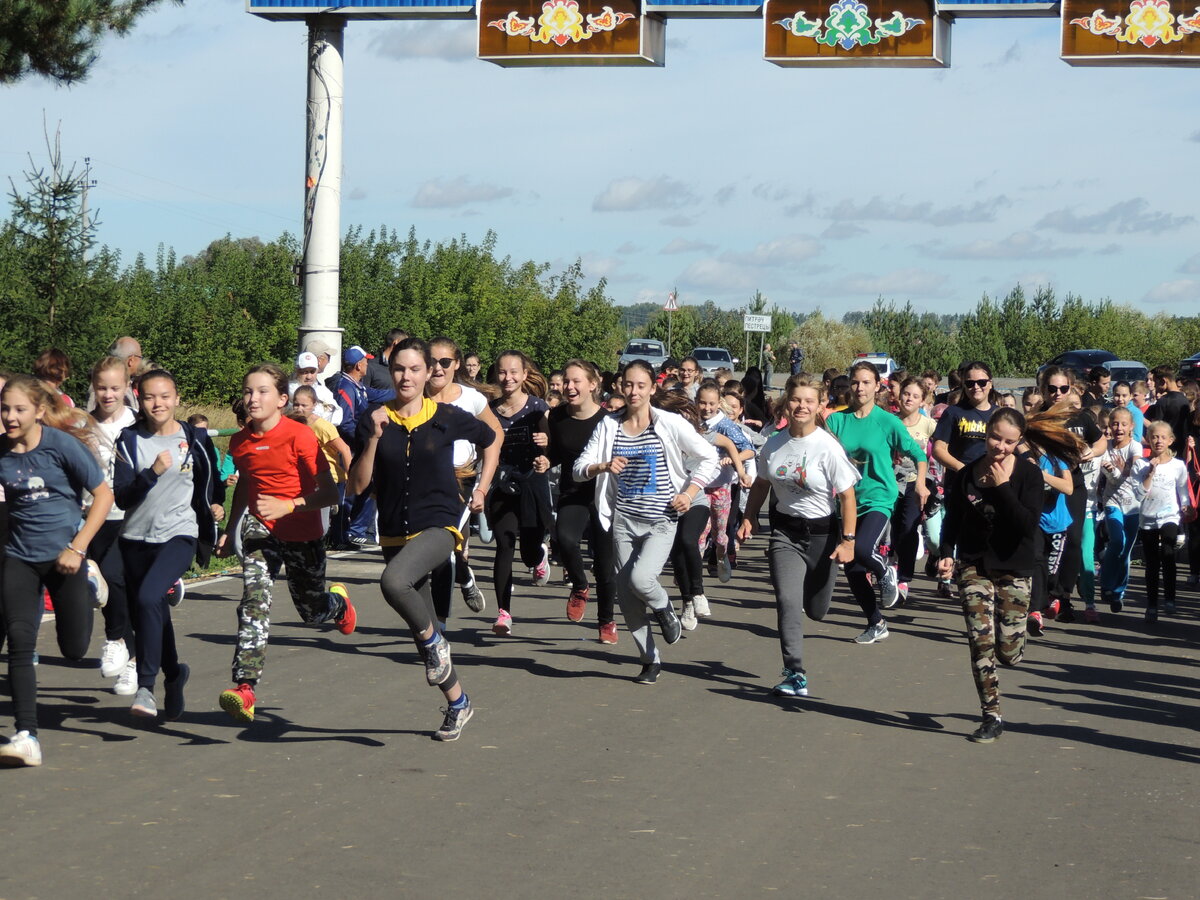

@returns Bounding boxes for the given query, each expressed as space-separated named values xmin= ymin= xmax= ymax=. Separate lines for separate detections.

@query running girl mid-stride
xmin=216 ymin=364 xmax=354 ymax=724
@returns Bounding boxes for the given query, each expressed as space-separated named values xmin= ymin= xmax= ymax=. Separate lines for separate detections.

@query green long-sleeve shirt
xmin=826 ymin=406 xmax=927 ymax=516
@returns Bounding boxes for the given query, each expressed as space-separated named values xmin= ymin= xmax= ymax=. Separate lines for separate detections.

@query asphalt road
xmin=2 ymin=541 xmax=1197 ymax=899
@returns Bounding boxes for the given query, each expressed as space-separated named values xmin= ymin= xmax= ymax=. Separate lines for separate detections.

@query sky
xmin=4 ymin=1 xmax=1199 ymax=319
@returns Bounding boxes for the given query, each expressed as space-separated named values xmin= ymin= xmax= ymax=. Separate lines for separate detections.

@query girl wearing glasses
xmin=932 ymin=362 xmax=997 ymax=492
xmin=426 ymin=337 xmax=503 ymax=629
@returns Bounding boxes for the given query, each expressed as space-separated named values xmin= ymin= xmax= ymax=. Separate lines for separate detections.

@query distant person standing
xmin=788 ymin=342 xmax=805 ymax=376
xmin=1145 ymin=366 xmax=1191 ymax=457
xmin=761 ymin=343 xmax=776 ymax=391
xmin=332 ymin=346 xmax=394 ymax=546
xmin=365 ymin=328 xmax=409 ymax=393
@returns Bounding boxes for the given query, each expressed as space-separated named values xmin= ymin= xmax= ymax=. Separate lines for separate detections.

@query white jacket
xmin=573 ymin=407 xmax=720 ymax=531
xmin=1140 ymin=457 xmax=1190 ymax=529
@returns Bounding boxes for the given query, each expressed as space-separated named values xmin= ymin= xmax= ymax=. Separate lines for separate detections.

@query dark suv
xmin=1180 ymin=352 xmax=1200 ymax=380
xmin=1037 ymin=349 xmax=1117 ymax=380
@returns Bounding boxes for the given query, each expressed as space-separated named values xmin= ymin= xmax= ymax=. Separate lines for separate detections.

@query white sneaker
xmin=531 ymin=544 xmax=550 ymax=587
xmin=692 ymin=594 xmax=712 ymax=618
xmin=718 ymin=555 xmax=732 ymax=583
xmin=87 ymin=560 xmax=109 ymax=608
xmin=166 ymin=578 xmax=186 ymax=608
xmin=99 ymin=639 xmax=130 ymax=678
xmin=0 ymin=731 xmax=42 ymax=767
xmin=680 ymin=600 xmax=698 ymax=631
xmin=114 ymin=660 xmax=138 ymax=696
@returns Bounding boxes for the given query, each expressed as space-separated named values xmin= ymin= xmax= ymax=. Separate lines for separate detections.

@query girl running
xmin=1138 ymin=422 xmax=1190 ymax=622
xmin=573 ymin=360 xmax=718 ymax=684
xmin=0 ymin=376 xmax=113 ymax=767
xmin=488 ymin=351 xmax=552 ymax=636
xmin=932 ymin=362 xmax=996 ymax=490
xmin=426 ymin=336 xmax=502 ymax=629
xmin=533 ymin=359 xmax=617 ymax=642
xmin=113 ymin=369 xmax=224 ymax=720
xmin=893 ymin=377 xmax=936 ymax=604
xmin=347 ymin=338 xmax=496 ymax=741
xmin=1097 ymin=407 xmax=1146 ymax=614
xmin=216 ymin=364 xmax=354 ymax=724
xmin=738 ymin=376 xmax=859 ymax=699
xmin=695 ymin=381 xmax=754 ymax=586
xmin=88 ymin=356 xmax=139 ymax=695
xmin=826 ymin=362 xmax=928 ymax=644
xmin=937 ymin=408 xmax=1079 ymax=743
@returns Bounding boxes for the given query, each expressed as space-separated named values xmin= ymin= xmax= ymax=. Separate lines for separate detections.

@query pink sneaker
xmin=532 ymin=544 xmax=550 ymax=587
xmin=492 ymin=610 xmax=513 ymax=636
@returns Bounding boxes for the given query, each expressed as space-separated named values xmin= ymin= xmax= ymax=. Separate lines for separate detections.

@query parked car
xmin=690 ymin=347 xmax=739 ymax=376
xmin=851 ymin=352 xmax=899 ymax=380
xmin=1102 ymin=360 xmax=1149 ymax=387
xmin=1037 ymin=349 xmax=1117 ymax=381
xmin=618 ymin=338 xmax=669 ymax=370
xmin=1180 ymin=352 xmax=1200 ymax=380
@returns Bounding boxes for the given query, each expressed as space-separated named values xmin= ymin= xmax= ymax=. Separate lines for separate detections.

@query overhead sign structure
xmin=764 ymin=0 xmax=950 ymax=67
xmin=1062 ymin=0 xmax=1200 ymax=64
xmin=479 ymin=0 xmax=665 ymax=65
xmin=743 ymin=314 xmax=772 ymax=333
xmin=248 ymin=0 xmax=474 ymax=19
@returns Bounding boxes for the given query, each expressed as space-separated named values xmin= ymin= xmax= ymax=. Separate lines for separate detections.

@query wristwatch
xmin=841 ymin=533 xmax=856 ymax=542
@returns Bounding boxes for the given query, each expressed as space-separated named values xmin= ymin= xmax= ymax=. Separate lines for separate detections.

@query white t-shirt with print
xmin=757 ymin=427 xmax=860 ymax=520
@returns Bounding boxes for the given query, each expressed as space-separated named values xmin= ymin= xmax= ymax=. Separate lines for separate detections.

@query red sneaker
xmin=43 ymin=589 xmax=53 ymax=612
xmin=566 ymin=587 xmax=588 ymax=622
xmin=330 ymin=583 xmax=356 ymax=635
xmin=1045 ymin=598 xmax=1061 ymax=619
xmin=1027 ymin=611 xmax=1045 ymax=636
xmin=219 ymin=683 xmax=256 ymax=723
xmin=598 ymin=622 xmax=618 ymax=644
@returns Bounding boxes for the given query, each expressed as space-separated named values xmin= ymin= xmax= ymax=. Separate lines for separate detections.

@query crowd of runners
xmin=1 ymin=333 xmax=1197 ymax=766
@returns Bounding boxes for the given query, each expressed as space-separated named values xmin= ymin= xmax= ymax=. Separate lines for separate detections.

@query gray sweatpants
xmin=768 ymin=524 xmax=838 ymax=675
xmin=611 ymin=514 xmax=676 ymax=664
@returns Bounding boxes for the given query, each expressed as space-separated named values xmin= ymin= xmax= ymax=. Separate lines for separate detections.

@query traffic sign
xmin=664 ymin=291 xmax=680 ymax=311
xmin=743 ymin=313 xmax=771 ymax=332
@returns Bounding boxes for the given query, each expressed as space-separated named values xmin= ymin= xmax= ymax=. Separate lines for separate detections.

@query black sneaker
xmin=1163 ymin=599 xmax=1177 ymax=615
xmin=433 ymin=699 xmax=473 ymax=741
xmin=164 ymin=663 xmax=189 ymax=721
xmin=652 ymin=607 xmax=682 ymax=645
xmin=634 ymin=662 xmax=661 ymax=685
xmin=1056 ymin=604 xmax=1076 ymax=624
xmin=1145 ymin=606 xmax=1159 ymax=624
xmin=968 ymin=716 xmax=1003 ymax=743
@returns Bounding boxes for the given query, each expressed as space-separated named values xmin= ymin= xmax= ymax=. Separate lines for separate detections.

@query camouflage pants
xmin=958 ymin=563 xmax=1031 ymax=718
xmin=232 ymin=517 xmax=343 ymax=685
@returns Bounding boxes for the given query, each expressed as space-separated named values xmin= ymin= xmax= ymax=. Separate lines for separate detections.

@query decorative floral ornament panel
xmin=774 ymin=0 xmax=925 ymax=49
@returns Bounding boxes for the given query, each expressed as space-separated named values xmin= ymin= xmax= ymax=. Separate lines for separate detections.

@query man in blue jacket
xmin=331 ymin=346 xmax=394 ymax=547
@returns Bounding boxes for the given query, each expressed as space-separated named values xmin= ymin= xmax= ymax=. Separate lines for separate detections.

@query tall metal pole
xmin=300 ymin=16 xmax=346 ymax=360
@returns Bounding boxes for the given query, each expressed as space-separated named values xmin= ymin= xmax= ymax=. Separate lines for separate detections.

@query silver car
xmin=619 ymin=339 xmax=670 ymax=370
xmin=690 ymin=347 xmax=738 ymax=377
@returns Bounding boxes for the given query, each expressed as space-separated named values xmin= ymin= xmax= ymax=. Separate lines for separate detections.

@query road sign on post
xmin=743 ymin=313 xmax=772 ymax=332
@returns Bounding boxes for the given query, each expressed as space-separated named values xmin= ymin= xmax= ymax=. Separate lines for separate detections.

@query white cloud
xmin=721 ymin=235 xmax=821 ymax=267
xmin=1144 ymin=279 xmax=1200 ymax=304
xmin=411 ymin=176 xmax=512 ymax=209
xmin=921 ymin=231 xmax=1080 ymax=260
xmin=660 ymin=214 xmax=697 ymax=228
xmin=615 ymin=241 xmax=640 ymax=255
xmin=815 ymin=268 xmax=949 ymax=298
xmin=1036 ymin=198 xmax=1195 ymax=235
xmin=661 ymin=238 xmax=717 ymax=255
xmin=826 ymin=195 xmax=1008 ymax=227
xmin=369 ymin=22 xmax=475 ymax=63
xmin=592 ymin=176 xmax=697 ymax=212
xmin=822 ymin=222 xmax=868 ymax=240
xmin=1179 ymin=252 xmax=1200 ymax=273
xmin=714 ymin=184 xmax=736 ymax=205
xmin=677 ymin=258 xmax=767 ymax=294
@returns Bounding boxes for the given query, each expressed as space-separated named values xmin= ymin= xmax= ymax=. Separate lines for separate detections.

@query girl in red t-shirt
xmin=215 ymin=364 xmax=352 ymax=724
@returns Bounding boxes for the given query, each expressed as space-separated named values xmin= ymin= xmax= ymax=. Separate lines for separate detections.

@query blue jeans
xmin=1100 ymin=506 xmax=1140 ymax=598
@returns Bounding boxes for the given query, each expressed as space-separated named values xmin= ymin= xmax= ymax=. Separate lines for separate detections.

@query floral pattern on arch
xmin=1070 ymin=0 xmax=1200 ymax=47
xmin=773 ymin=0 xmax=925 ymax=49
xmin=488 ymin=0 xmax=635 ymax=47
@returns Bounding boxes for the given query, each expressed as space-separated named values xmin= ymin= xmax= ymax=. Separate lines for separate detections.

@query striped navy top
xmin=613 ymin=423 xmax=677 ymax=522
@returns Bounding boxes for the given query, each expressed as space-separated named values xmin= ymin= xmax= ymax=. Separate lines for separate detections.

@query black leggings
xmin=121 ymin=537 xmax=195 ymax=689
xmin=670 ymin=505 xmax=710 ymax=598
xmin=556 ymin=501 xmax=616 ymax=624
xmin=2 ymin=556 xmax=93 ymax=735
xmin=1142 ymin=523 xmax=1180 ymax=607
xmin=843 ymin=510 xmax=888 ymax=625
xmin=381 ymin=529 xmax=459 ymax=693
xmin=891 ymin=482 xmax=921 ymax=583
xmin=91 ymin=519 xmax=133 ymax=647
xmin=489 ymin=492 xmax=545 ymax=612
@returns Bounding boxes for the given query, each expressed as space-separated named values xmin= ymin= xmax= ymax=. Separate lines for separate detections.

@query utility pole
xmin=81 ymin=156 xmax=96 ymax=261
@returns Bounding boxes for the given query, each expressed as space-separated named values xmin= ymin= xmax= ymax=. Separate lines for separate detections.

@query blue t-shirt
xmin=1038 ymin=454 xmax=1072 ymax=534
xmin=0 ymin=426 xmax=105 ymax=563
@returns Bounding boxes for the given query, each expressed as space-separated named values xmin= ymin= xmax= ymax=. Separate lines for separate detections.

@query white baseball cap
xmin=296 ymin=351 xmax=320 ymax=370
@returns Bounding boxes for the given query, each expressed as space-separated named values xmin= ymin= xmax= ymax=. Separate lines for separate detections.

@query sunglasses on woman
xmin=963 ymin=378 xmax=990 ymax=389
xmin=431 ymin=357 xmax=456 ymax=370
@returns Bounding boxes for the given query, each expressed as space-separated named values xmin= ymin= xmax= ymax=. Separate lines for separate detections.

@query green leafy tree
xmin=0 ymin=0 xmax=182 ymax=84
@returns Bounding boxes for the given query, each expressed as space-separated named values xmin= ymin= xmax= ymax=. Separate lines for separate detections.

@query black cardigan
xmin=938 ymin=456 xmax=1043 ymax=576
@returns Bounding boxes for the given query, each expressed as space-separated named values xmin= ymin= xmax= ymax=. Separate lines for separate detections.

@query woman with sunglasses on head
xmin=826 ymin=361 xmax=928 ymax=644
xmin=426 ymin=336 xmax=503 ymax=629
xmin=488 ymin=351 xmax=552 ymax=636
xmin=349 ymin=338 xmax=497 ymax=740
xmin=1036 ymin=369 xmax=1106 ymax=626
xmin=532 ymin=359 xmax=618 ymax=642
xmin=573 ymin=360 xmax=719 ymax=684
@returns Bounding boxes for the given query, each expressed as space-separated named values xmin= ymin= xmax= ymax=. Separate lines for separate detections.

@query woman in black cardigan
xmin=937 ymin=407 xmax=1082 ymax=744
